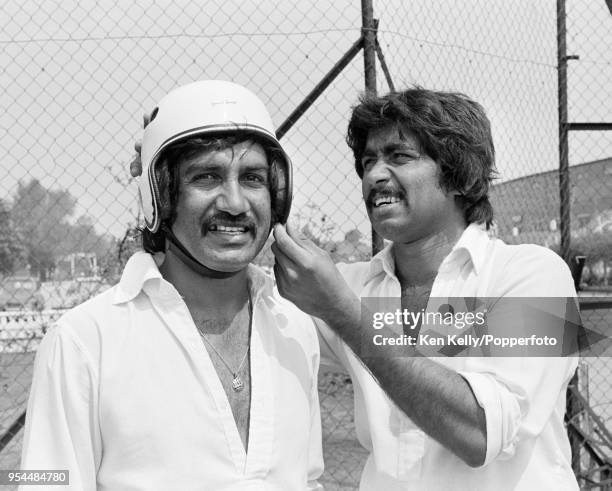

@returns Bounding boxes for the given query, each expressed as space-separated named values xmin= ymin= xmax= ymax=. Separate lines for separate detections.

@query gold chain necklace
xmin=198 ymin=296 xmax=252 ymax=392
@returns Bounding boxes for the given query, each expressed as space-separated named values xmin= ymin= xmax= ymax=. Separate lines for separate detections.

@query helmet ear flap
xmin=269 ymin=156 xmax=291 ymax=225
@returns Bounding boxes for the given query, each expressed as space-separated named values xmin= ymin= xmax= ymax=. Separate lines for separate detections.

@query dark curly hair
xmin=142 ymin=134 xmax=282 ymax=253
xmin=346 ymin=87 xmax=497 ymax=229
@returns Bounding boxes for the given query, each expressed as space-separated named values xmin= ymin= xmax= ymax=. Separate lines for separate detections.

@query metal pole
xmin=375 ymin=39 xmax=396 ymax=92
xmin=372 ymin=19 xmax=395 ymax=92
xmin=361 ymin=0 xmax=377 ymax=94
xmin=568 ymin=122 xmax=612 ymax=131
xmin=558 ymin=0 xmax=580 ymax=477
xmin=0 ymin=411 xmax=25 ymax=453
xmin=557 ymin=0 xmax=571 ymax=266
xmin=276 ymin=35 xmax=365 ymax=140
xmin=361 ymin=0 xmax=385 ymax=255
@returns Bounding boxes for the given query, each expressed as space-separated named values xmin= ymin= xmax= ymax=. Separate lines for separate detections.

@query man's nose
xmin=216 ymin=180 xmax=249 ymax=215
xmin=365 ymin=157 xmax=392 ymax=184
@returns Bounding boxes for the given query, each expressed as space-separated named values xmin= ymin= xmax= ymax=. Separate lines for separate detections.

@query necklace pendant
xmin=232 ymin=375 xmax=244 ymax=392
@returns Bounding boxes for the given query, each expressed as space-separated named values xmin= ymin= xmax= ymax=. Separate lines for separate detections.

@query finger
xmin=143 ymin=112 xmax=151 ymax=128
xmin=273 ymin=260 xmax=300 ymax=301
xmin=285 ymin=221 xmax=311 ymax=247
xmin=131 ymin=139 xmax=143 ymax=177
xmin=273 ymin=262 xmax=289 ymax=298
xmin=272 ymin=241 xmax=301 ymax=274
xmin=273 ymin=224 xmax=309 ymax=263
xmin=273 ymin=259 xmax=286 ymax=279
xmin=271 ymin=243 xmax=299 ymax=275
xmin=129 ymin=155 xmax=142 ymax=178
xmin=285 ymin=220 xmax=302 ymax=240
xmin=286 ymin=220 xmax=323 ymax=252
xmin=273 ymin=261 xmax=282 ymax=282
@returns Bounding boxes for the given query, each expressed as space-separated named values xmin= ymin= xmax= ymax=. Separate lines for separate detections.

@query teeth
xmin=373 ymin=196 xmax=401 ymax=207
xmin=210 ymin=225 xmax=247 ymax=233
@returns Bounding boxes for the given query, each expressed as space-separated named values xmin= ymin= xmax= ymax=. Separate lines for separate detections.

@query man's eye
xmin=243 ymin=173 xmax=267 ymax=184
xmin=192 ymin=173 xmax=218 ymax=182
xmin=393 ymin=151 xmax=419 ymax=162
xmin=361 ymin=159 xmax=375 ymax=171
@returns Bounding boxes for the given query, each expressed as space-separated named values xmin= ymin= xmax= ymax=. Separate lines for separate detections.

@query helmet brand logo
xmin=211 ymin=99 xmax=237 ymax=120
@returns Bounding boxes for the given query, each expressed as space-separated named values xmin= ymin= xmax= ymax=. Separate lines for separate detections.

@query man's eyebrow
xmin=242 ymin=161 xmax=269 ymax=171
xmin=362 ymin=148 xmax=377 ymax=157
xmin=182 ymin=160 xmax=222 ymax=176
xmin=362 ymin=142 xmax=418 ymax=158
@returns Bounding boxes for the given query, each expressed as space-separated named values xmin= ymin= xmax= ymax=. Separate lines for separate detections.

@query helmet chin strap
xmin=162 ymin=225 xmax=241 ymax=279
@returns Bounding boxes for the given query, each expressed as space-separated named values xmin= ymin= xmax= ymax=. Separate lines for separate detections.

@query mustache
xmin=365 ymin=186 xmax=406 ymax=207
xmin=201 ymin=212 xmax=256 ymax=232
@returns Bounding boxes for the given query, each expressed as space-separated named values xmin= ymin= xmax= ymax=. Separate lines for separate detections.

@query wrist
xmin=323 ymin=292 xmax=361 ymax=332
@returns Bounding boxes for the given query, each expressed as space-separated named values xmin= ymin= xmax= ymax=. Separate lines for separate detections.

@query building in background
xmin=490 ymin=157 xmax=612 ymax=286
xmin=54 ymin=252 xmax=99 ymax=280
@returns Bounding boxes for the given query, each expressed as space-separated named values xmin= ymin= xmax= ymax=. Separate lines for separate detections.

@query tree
xmin=293 ymin=201 xmax=337 ymax=248
xmin=98 ymin=224 xmax=142 ymax=282
xmin=332 ymin=228 xmax=371 ymax=263
xmin=67 ymin=215 xmax=112 ymax=259
xmin=11 ymin=179 xmax=112 ymax=280
xmin=0 ymin=199 xmax=27 ymax=275
xmin=11 ymin=179 xmax=76 ymax=279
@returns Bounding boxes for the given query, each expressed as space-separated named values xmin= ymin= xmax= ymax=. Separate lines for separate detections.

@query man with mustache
xmin=273 ymin=88 xmax=579 ymax=490
xmin=20 ymin=80 xmax=323 ymax=490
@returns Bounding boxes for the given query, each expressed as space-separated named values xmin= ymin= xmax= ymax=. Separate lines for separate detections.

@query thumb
xmin=285 ymin=220 xmax=301 ymax=241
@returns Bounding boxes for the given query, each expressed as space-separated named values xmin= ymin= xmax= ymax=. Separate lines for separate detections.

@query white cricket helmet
xmin=138 ymin=79 xmax=292 ymax=232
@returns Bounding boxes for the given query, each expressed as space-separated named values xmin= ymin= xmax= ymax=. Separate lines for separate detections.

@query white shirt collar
xmin=112 ymin=251 xmax=274 ymax=305
xmin=365 ymin=222 xmax=490 ymax=282
xmin=441 ymin=222 xmax=490 ymax=275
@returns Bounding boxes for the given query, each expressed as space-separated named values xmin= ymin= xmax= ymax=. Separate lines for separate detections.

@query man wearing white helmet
xmin=21 ymin=80 xmax=323 ymax=490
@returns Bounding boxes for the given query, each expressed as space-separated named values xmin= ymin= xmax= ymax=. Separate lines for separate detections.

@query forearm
xmin=368 ymin=355 xmax=486 ymax=466
xmin=325 ymin=296 xmax=487 ymax=467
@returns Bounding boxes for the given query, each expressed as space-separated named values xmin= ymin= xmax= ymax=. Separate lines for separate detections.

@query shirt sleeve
xmin=314 ymin=260 xmax=365 ymax=374
xmin=19 ymin=323 xmax=101 ymax=491
xmin=314 ymin=317 xmax=349 ymax=374
xmin=458 ymin=246 xmax=579 ymax=467
xmin=307 ymin=328 xmax=325 ymax=490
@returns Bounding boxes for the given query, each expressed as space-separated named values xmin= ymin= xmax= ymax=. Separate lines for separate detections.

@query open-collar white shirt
xmin=21 ymin=252 xmax=323 ymax=491
xmin=317 ymin=223 xmax=579 ymax=490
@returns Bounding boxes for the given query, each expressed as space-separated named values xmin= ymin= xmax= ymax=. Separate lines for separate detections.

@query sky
xmin=1 ymin=0 xmax=611 ymax=242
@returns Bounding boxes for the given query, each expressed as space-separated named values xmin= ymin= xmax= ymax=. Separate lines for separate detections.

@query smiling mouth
xmin=207 ymin=224 xmax=250 ymax=234
xmin=370 ymin=195 xmax=404 ymax=208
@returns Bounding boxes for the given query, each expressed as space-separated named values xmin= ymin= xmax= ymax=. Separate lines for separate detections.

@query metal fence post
xmin=557 ymin=0 xmax=571 ymax=266
xmin=557 ymin=0 xmax=582 ymax=476
xmin=361 ymin=0 xmax=385 ymax=256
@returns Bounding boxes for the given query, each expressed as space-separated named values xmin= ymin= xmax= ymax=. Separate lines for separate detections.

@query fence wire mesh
xmin=1 ymin=0 xmax=611 ymax=489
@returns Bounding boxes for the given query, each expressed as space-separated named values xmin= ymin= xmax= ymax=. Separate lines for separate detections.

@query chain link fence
xmin=1 ymin=0 xmax=611 ymax=489
xmin=567 ymin=302 xmax=612 ymax=489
